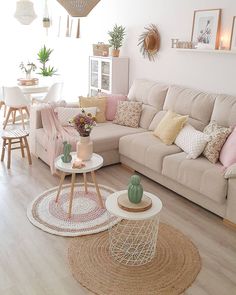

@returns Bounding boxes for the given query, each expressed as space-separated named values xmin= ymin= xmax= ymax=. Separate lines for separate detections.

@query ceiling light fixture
xmin=56 ymin=0 xmax=100 ymax=17
xmin=14 ymin=0 xmax=37 ymax=25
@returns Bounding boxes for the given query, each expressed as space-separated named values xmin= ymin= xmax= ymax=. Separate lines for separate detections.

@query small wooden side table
xmin=1 ymin=129 xmax=32 ymax=169
xmin=54 ymin=153 xmax=104 ymax=218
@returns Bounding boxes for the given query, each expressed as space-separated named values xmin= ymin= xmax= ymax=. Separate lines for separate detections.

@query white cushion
xmin=175 ymin=124 xmax=210 ymax=159
xmin=224 ymin=163 xmax=236 ymax=179
xmin=55 ymin=107 xmax=97 ymax=126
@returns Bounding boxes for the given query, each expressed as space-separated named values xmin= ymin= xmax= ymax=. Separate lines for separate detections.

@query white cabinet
xmin=89 ymin=56 xmax=129 ymax=96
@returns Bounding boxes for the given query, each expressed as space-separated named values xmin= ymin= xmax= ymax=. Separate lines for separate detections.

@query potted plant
xmin=19 ymin=62 xmax=37 ymax=79
xmin=43 ymin=17 xmax=51 ymax=28
xmin=108 ymin=24 xmax=126 ymax=57
xmin=37 ymin=45 xmax=57 ymax=77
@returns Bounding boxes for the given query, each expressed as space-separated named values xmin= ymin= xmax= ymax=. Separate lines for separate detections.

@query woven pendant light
xmin=14 ymin=0 xmax=37 ymax=25
xmin=56 ymin=0 xmax=100 ymax=17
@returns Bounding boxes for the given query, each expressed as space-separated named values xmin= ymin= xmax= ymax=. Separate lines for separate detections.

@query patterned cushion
xmin=175 ymin=124 xmax=210 ymax=159
xmin=113 ymin=101 xmax=142 ymax=128
xmin=79 ymin=96 xmax=107 ymax=123
xmin=203 ymin=121 xmax=232 ymax=164
xmin=55 ymin=107 xmax=97 ymax=126
xmin=153 ymin=110 xmax=188 ymax=145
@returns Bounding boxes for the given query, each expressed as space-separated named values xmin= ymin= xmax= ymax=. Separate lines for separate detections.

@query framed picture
xmin=191 ymin=9 xmax=221 ymax=49
xmin=230 ymin=16 xmax=236 ymax=50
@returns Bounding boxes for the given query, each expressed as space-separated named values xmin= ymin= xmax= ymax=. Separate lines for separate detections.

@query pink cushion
xmin=220 ymin=126 xmax=236 ymax=167
xmin=104 ymin=94 xmax=127 ymax=121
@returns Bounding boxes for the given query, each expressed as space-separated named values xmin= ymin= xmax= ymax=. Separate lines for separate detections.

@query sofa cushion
xmin=154 ymin=110 xmax=188 ymax=145
xmin=140 ymin=104 xmax=158 ymax=129
xmin=113 ymin=101 xmax=142 ymax=128
xmin=119 ymin=132 xmax=182 ymax=173
xmin=162 ymin=153 xmax=227 ymax=204
xmin=203 ymin=121 xmax=232 ymax=164
xmin=36 ymin=123 xmax=146 ymax=154
xmin=211 ymin=94 xmax=236 ymax=127
xmin=163 ymin=85 xmax=216 ymax=130
xmin=128 ymin=79 xmax=169 ymax=110
xmin=79 ymin=96 xmax=107 ymax=123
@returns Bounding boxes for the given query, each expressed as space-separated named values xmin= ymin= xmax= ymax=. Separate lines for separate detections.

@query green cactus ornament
xmin=128 ymin=175 xmax=143 ymax=204
xmin=61 ymin=141 xmax=72 ymax=163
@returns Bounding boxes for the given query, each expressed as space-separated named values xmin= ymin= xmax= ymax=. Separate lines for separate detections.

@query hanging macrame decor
xmin=56 ymin=0 xmax=100 ymax=17
xmin=138 ymin=24 xmax=161 ymax=61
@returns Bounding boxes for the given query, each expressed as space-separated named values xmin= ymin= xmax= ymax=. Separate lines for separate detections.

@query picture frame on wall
xmin=191 ymin=9 xmax=221 ymax=49
xmin=230 ymin=16 xmax=236 ymax=51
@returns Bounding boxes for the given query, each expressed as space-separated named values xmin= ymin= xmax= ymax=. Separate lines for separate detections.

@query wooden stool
xmin=1 ymin=129 xmax=32 ymax=169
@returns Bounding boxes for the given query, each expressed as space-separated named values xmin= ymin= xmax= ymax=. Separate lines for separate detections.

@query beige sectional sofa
xmin=30 ymin=79 xmax=236 ymax=226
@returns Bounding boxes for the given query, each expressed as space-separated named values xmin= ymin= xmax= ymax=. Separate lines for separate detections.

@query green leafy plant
xmin=108 ymin=24 xmax=126 ymax=50
xmin=37 ymin=45 xmax=57 ymax=76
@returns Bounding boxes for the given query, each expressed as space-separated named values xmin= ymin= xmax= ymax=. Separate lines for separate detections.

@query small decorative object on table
xmin=128 ymin=175 xmax=143 ymax=203
xmin=70 ymin=109 xmax=96 ymax=161
xmin=19 ymin=61 xmax=37 ymax=80
xmin=118 ymin=175 xmax=152 ymax=212
xmin=108 ymin=24 xmax=126 ymax=57
xmin=72 ymin=158 xmax=86 ymax=169
xmin=61 ymin=141 xmax=72 ymax=163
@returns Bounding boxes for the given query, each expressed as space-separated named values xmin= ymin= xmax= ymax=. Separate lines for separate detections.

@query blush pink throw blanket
xmin=41 ymin=106 xmax=79 ymax=174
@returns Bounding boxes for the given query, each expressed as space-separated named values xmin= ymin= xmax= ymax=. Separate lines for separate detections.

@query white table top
xmin=105 ymin=190 xmax=162 ymax=220
xmin=55 ymin=152 xmax=103 ymax=174
xmin=20 ymin=84 xmax=49 ymax=94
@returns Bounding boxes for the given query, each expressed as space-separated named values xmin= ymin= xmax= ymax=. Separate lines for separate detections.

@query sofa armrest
xmin=226 ymin=178 xmax=236 ymax=225
xmin=29 ymin=105 xmax=45 ymax=155
xmin=224 ymin=163 xmax=236 ymax=179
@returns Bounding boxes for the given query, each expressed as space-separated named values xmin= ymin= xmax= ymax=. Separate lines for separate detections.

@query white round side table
xmin=55 ymin=152 xmax=104 ymax=218
xmin=105 ymin=190 xmax=162 ymax=266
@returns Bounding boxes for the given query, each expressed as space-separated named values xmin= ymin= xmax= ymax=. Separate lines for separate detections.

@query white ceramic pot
xmin=76 ymin=135 xmax=93 ymax=161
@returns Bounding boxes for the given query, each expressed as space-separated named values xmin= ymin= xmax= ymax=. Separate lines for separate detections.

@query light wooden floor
xmin=0 ymin=125 xmax=236 ymax=294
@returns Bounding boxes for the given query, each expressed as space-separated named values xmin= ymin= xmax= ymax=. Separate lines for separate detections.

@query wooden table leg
xmin=1 ymin=139 xmax=6 ymax=162
xmin=55 ymin=172 xmax=66 ymax=203
xmin=20 ymin=138 xmax=25 ymax=158
xmin=68 ymin=173 xmax=76 ymax=218
xmin=23 ymin=136 xmax=32 ymax=165
xmin=91 ymin=171 xmax=104 ymax=208
xmin=83 ymin=173 xmax=88 ymax=194
xmin=7 ymin=139 xmax=11 ymax=169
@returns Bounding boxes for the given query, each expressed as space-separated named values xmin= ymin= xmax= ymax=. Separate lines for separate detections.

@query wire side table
xmin=105 ymin=190 xmax=162 ymax=266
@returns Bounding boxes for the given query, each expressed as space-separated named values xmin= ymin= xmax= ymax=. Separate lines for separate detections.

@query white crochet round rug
xmin=27 ymin=183 xmax=120 ymax=237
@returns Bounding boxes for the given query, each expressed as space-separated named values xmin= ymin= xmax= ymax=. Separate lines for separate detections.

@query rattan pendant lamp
xmin=56 ymin=0 xmax=100 ymax=17
xmin=14 ymin=0 xmax=37 ymax=25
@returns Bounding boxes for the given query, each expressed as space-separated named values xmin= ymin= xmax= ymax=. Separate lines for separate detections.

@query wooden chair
xmin=1 ymin=129 xmax=32 ymax=169
xmin=3 ymin=86 xmax=31 ymax=130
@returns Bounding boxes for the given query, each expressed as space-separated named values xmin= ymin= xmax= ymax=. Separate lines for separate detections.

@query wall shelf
xmin=176 ymin=48 xmax=236 ymax=55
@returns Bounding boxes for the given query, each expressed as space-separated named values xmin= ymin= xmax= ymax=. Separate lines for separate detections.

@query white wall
xmin=1 ymin=0 xmax=236 ymax=99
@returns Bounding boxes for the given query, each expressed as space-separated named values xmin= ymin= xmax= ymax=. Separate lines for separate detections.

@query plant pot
xmin=43 ymin=20 xmax=50 ymax=28
xmin=76 ymin=135 xmax=93 ymax=161
xmin=111 ymin=49 xmax=120 ymax=57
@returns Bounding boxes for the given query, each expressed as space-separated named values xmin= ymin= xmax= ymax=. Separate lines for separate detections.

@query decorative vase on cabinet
xmin=76 ymin=136 xmax=93 ymax=161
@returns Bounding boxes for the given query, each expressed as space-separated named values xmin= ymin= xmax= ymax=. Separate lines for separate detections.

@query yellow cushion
xmin=79 ymin=96 xmax=107 ymax=123
xmin=154 ymin=110 xmax=188 ymax=145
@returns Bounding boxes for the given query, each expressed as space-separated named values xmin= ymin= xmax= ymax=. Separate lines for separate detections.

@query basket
xmin=93 ymin=43 xmax=109 ymax=57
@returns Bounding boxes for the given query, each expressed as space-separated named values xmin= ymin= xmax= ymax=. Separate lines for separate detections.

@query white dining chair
xmin=33 ymin=82 xmax=63 ymax=103
xmin=3 ymin=86 xmax=31 ymax=130
xmin=0 ymin=86 xmax=7 ymax=117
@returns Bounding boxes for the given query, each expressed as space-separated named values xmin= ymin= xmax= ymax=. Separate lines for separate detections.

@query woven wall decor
xmin=138 ymin=24 xmax=161 ymax=61
xmin=57 ymin=0 xmax=100 ymax=17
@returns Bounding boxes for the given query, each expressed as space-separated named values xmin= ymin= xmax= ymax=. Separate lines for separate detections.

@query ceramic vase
xmin=76 ymin=135 xmax=93 ymax=161
xmin=128 ymin=175 xmax=143 ymax=204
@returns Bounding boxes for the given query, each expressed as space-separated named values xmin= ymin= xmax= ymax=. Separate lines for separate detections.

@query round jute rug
xmin=27 ymin=183 xmax=120 ymax=237
xmin=68 ymin=223 xmax=201 ymax=295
